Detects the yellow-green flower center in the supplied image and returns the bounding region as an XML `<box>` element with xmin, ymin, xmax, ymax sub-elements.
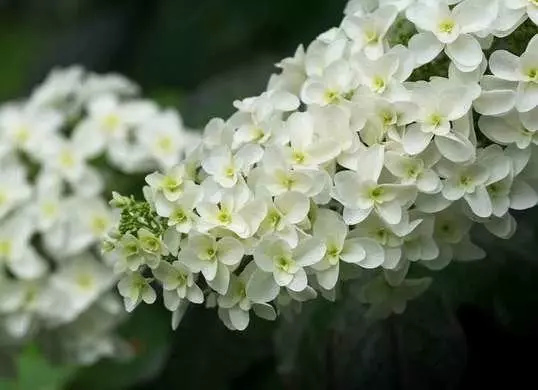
<box><xmin>438</xmin><ymin>19</ymin><xmax>455</xmax><ymax>33</ymax></box>
<box><xmin>217</xmin><ymin>208</ymin><xmax>232</xmax><ymax>224</ymax></box>
<box><xmin>276</xmin><ymin>255</ymin><xmax>294</xmax><ymax>272</ymax></box>
<box><xmin>324</xmin><ymin>90</ymin><xmax>340</xmax><ymax>104</ymax></box>
<box><xmin>372</xmin><ymin>76</ymin><xmax>386</xmax><ymax>93</ymax></box>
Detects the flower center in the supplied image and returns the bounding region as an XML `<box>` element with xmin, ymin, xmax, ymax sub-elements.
<box><xmin>76</xmin><ymin>274</ymin><xmax>95</xmax><ymax>290</ymax></box>
<box><xmin>252</xmin><ymin>127</ymin><xmax>265</xmax><ymax>142</ymax></box>
<box><xmin>459</xmin><ymin>175</ymin><xmax>473</xmax><ymax>187</ymax></box>
<box><xmin>365</xmin><ymin>30</ymin><xmax>379</xmax><ymax>43</ymax></box>
<box><xmin>0</xmin><ymin>191</ymin><xmax>7</xmax><ymax>206</ymax></box>
<box><xmin>324</xmin><ymin>90</ymin><xmax>340</xmax><ymax>104</ymax></box>
<box><xmin>171</xmin><ymin>208</ymin><xmax>188</xmax><ymax>224</ymax></box>
<box><xmin>372</xmin><ymin>76</ymin><xmax>386</xmax><ymax>93</ymax></box>
<box><xmin>14</xmin><ymin>125</ymin><xmax>30</xmax><ymax>144</ymax></box>
<box><xmin>103</xmin><ymin>114</ymin><xmax>120</xmax><ymax>132</ymax></box>
<box><xmin>141</xmin><ymin>236</ymin><xmax>160</xmax><ymax>253</ymax></box>
<box><xmin>59</xmin><ymin>150</ymin><xmax>75</xmax><ymax>168</ymax></box>
<box><xmin>438</xmin><ymin>19</ymin><xmax>455</xmax><ymax>33</ymax></box>
<box><xmin>369</xmin><ymin>186</ymin><xmax>385</xmax><ymax>201</ymax></box>
<box><xmin>157</xmin><ymin>136</ymin><xmax>174</xmax><ymax>152</ymax></box>
<box><xmin>124</xmin><ymin>242</ymin><xmax>139</xmax><ymax>257</ymax></box>
<box><xmin>91</xmin><ymin>215</ymin><xmax>109</xmax><ymax>235</ymax></box>
<box><xmin>225</xmin><ymin>166</ymin><xmax>236</xmax><ymax>178</ymax></box>
<box><xmin>374</xmin><ymin>228</ymin><xmax>388</xmax><ymax>245</ymax></box>
<box><xmin>292</xmin><ymin>150</ymin><xmax>306</xmax><ymax>165</ymax></box>
<box><xmin>162</xmin><ymin>176</ymin><xmax>182</xmax><ymax>191</ymax></box>
<box><xmin>41</xmin><ymin>202</ymin><xmax>57</xmax><ymax>217</ymax></box>
<box><xmin>268</xmin><ymin>210</ymin><xmax>281</xmax><ymax>227</ymax></box>
<box><xmin>527</xmin><ymin>68</ymin><xmax>538</xmax><ymax>82</ymax></box>
<box><xmin>327</xmin><ymin>244</ymin><xmax>341</xmax><ymax>265</ymax></box>
<box><xmin>275</xmin><ymin>255</ymin><xmax>294</xmax><ymax>272</ymax></box>
<box><xmin>0</xmin><ymin>240</ymin><xmax>12</xmax><ymax>257</ymax></box>
<box><xmin>429</xmin><ymin>113</ymin><xmax>443</xmax><ymax>129</ymax></box>
<box><xmin>217</xmin><ymin>208</ymin><xmax>232</xmax><ymax>224</ymax></box>
<box><xmin>280</xmin><ymin>174</ymin><xmax>296</xmax><ymax>190</ymax></box>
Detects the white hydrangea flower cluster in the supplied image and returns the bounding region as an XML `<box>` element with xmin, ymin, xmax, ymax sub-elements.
<box><xmin>105</xmin><ymin>0</ymin><xmax>538</xmax><ymax>331</ymax></box>
<box><xmin>0</xmin><ymin>66</ymin><xmax>196</xmax><ymax>364</ymax></box>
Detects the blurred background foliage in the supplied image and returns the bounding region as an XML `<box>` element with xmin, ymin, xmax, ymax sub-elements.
<box><xmin>1</xmin><ymin>1</ymin><xmax>538</xmax><ymax>389</ymax></box>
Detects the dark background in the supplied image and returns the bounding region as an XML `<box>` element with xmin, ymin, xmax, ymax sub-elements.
<box><xmin>0</xmin><ymin>0</ymin><xmax>346</xmax><ymax>127</ymax></box>
<box><xmin>1</xmin><ymin>1</ymin><xmax>538</xmax><ymax>389</ymax></box>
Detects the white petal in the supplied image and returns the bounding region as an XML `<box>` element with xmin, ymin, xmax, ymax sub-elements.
<box><xmin>408</xmin><ymin>32</ymin><xmax>444</xmax><ymax>66</ymax></box>
<box><xmin>343</xmin><ymin>206</ymin><xmax>372</xmax><ymax>225</ymax></box>
<box><xmin>473</xmin><ymin>90</ymin><xmax>516</xmax><ymax>116</ymax></box>
<box><xmin>274</xmin><ymin>268</ymin><xmax>294</xmax><ymax>286</ymax></box>
<box><xmin>445</xmin><ymin>34</ymin><xmax>483</xmax><ymax>70</ymax></box>
<box><xmin>464</xmin><ymin>186</ymin><xmax>492</xmax><ymax>217</ymax></box>
<box><xmin>294</xmin><ymin>237</ymin><xmax>326</xmax><ymax>267</ymax></box>
<box><xmin>516</xmin><ymin>82</ymin><xmax>538</xmax><ymax>112</ymax></box>
<box><xmin>229</xmin><ymin>306</ymin><xmax>250</xmax><ymax>331</ymax></box>
<box><xmin>417</xmin><ymin>170</ymin><xmax>441</xmax><ymax>193</ymax></box>
<box><xmin>253</xmin><ymin>303</ymin><xmax>277</xmax><ymax>321</ymax></box>
<box><xmin>246</xmin><ymin>269</ymin><xmax>280</xmax><ymax>303</ymax></box>
<box><xmin>217</xmin><ymin>237</ymin><xmax>244</xmax><ymax>266</ymax></box>
<box><xmin>288</xmin><ymin>268</ymin><xmax>308</xmax><ymax>292</ymax></box>
<box><xmin>207</xmin><ymin>263</ymin><xmax>230</xmax><ymax>295</ymax></box>
<box><xmin>316</xmin><ymin>264</ymin><xmax>339</xmax><ymax>290</ymax></box>
<box><xmin>403</xmin><ymin>123</ymin><xmax>433</xmax><ymax>155</ymax></box>
<box><xmin>489</xmin><ymin>50</ymin><xmax>521</xmax><ymax>81</ymax></box>
<box><xmin>356</xmin><ymin>144</ymin><xmax>385</xmax><ymax>183</ymax></box>
<box><xmin>376</xmin><ymin>201</ymin><xmax>402</xmax><ymax>225</ymax></box>
<box><xmin>510</xmin><ymin>180</ymin><xmax>538</xmax><ymax>210</ymax></box>
<box><xmin>434</xmin><ymin>132</ymin><xmax>475</xmax><ymax>163</ymax></box>
<box><xmin>275</xmin><ymin>191</ymin><xmax>310</xmax><ymax>224</ymax></box>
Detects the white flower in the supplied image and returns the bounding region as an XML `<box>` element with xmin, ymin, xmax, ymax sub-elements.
<box><xmin>384</xmin><ymin>149</ymin><xmax>442</xmax><ymax>193</ymax></box>
<box><xmin>333</xmin><ymin>145</ymin><xmax>415</xmax><ymax>225</ymax></box>
<box><xmin>146</xmin><ymin>164</ymin><xmax>195</xmax><ymax>203</ymax></box>
<box><xmin>247</xmin><ymin>236</ymin><xmax>325</xmax><ymax>303</ymax></box>
<box><xmin>257</xmin><ymin>191</ymin><xmax>310</xmax><ymax>248</ymax></box>
<box><xmin>352</xmin><ymin>46</ymin><xmax>415</xmax><ymax>101</ymax></box>
<box><xmin>179</xmin><ymin>234</ymin><xmax>244</xmax><ymax>294</ymax></box>
<box><xmin>202</xmin><ymin>144</ymin><xmax>263</xmax><ymax>188</ymax></box>
<box><xmin>479</xmin><ymin>109</ymin><xmax>538</xmax><ymax>148</ymax></box>
<box><xmin>311</xmin><ymin>209</ymin><xmax>384</xmax><ymax>290</ymax></box>
<box><xmin>138</xmin><ymin>110</ymin><xmax>186</xmax><ymax>169</ymax></box>
<box><xmin>350</xmin><ymin>213</ymin><xmax>421</xmax><ymax>269</ymax></box>
<box><xmin>254</xmin><ymin>146</ymin><xmax>327</xmax><ymax>197</ymax></box>
<box><xmin>49</xmin><ymin>254</ymin><xmax>115</xmax><ymax>323</ymax></box>
<box><xmin>342</xmin><ymin>5</ymin><xmax>399</xmax><ymax>59</ymax></box>
<box><xmin>117</xmin><ymin>272</ymin><xmax>156</xmax><ymax>312</ymax></box>
<box><xmin>217</xmin><ymin>262</ymin><xmax>276</xmax><ymax>331</ymax></box>
<box><xmin>154</xmin><ymin>183</ymin><xmax>203</xmax><ymax>234</ymax></box>
<box><xmin>282</xmin><ymin>111</ymin><xmax>341</xmax><ymax>168</ymax></box>
<box><xmin>301</xmin><ymin>60</ymin><xmax>357</xmax><ymax>106</ymax></box>
<box><xmin>504</xmin><ymin>0</ymin><xmax>538</xmax><ymax>25</ymax></box>
<box><xmin>152</xmin><ymin>261</ymin><xmax>204</xmax><ymax>311</ymax></box>
<box><xmin>402</xmin><ymin>81</ymin><xmax>476</xmax><ymax>161</ymax></box>
<box><xmin>488</xmin><ymin>35</ymin><xmax>538</xmax><ymax>112</ymax></box>
<box><xmin>0</xmin><ymin>104</ymin><xmax>63</xmax><ymax>158</ymax></box>
<box><xmin>73</xmin><ymin>94</ymin><xmax>157</xmax><ymax>157</ymax></box>
<box><xmin>196</xmin><ymin>179</ymin><xmax>267</xmax><ymax>238</ymax></box>
<box><xmin>439</xmin><ymin>160</ymin><xmax>494</xmax><ymax>217</ymax></box>
<box><xmin>406</xmin><ymin>0</ymin><xmax>499</xmax><ymax>71</ymax></box>
<box><xmin>0</xmin><ymin>165</ymin><xmax>32</xmax><ymax>220</ymax></box>
<box><xmin>0</xmin><ymin>216</ymin><xmax>46</xmax><ymax>280</ymax></box>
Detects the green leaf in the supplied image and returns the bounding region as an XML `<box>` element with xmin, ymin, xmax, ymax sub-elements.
<box><xmin>0</xmin><ymin>345</ymin><xmax>76</xmax><ymax>390</ymax></box>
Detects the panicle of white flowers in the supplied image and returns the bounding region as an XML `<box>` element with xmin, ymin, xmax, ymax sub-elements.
<box><xmin>105</xmin><ymin>0</ymin><xmax>538</xmax><ymax>331</ymax></box>
<box><xmin>0</xmin><ymin>66</ymin><xmax>197</xmax><ymax>364</ymax></box>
